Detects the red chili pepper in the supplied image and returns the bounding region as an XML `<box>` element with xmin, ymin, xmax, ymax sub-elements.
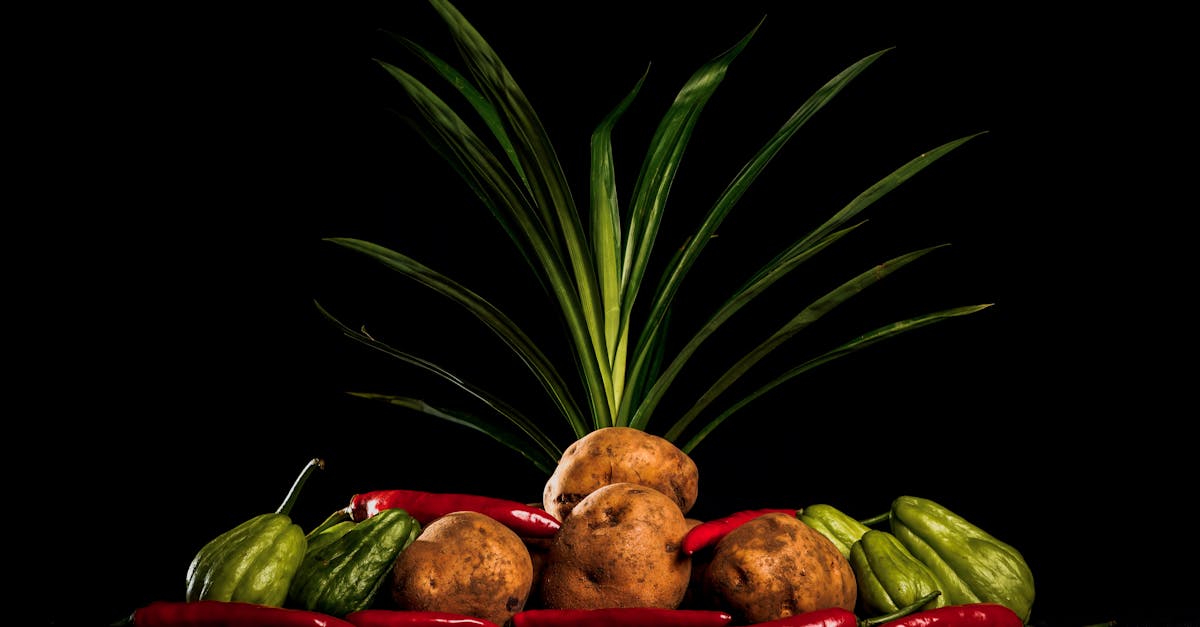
<box><xmin>682</xmin><ymin>508</ymin><xmax>797</xmax><ymax>555</ymax></box>
<box><xmin>346</xmin><ymin>489</ymin><xmax>561</xmax><ymax>538</ymax></box>
<box><xmin>875</xmin><ymin>604</ymin><xmax>1024</xmax><ymax>627</ymax></box>
<box><xmin>742</xmin><ymin>594</ymin><xmax>1020</xmax><ymax>627</ymax></box>
<box><xmin>744</xmin><ymin>607</ymin><xmax>858</xmax><ymax>627</ymax></box>
<box><xmin>129</xmin><ymin>600</ymin><xmax>356</xmax><ymax>626</ymax></box>
<box><xmin>344</xmin><ymin>609</ymin><xmax>500</xmax><ymax>627</ymax></box>
<box><xmin>511</xmin><ymin>607</ymin><xmax>734</xmax><ymax>627</ymax></box>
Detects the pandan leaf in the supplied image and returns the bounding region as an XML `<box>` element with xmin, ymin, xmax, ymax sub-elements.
<box><xmin>322</xmin><ymin>0</ymin><xmax>994</xmax><ymax>470</ymax></box>
<box><xmin>681</xmin><ymin>303</ymin><xmax>993</xmax><ymax>453</ymax></box>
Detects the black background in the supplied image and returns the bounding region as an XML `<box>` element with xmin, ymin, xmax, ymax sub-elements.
<box><xmin>18</xmin><ymin>2</ymin><xmax>1192</xmax><ymax>626</ymax></box>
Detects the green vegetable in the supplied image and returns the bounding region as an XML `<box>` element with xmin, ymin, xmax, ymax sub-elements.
<box><xmin>304</xmin><ymin>515</ymin><xmax>357</xmax><ymax>556</ymax></box>
<box><xmin>889</xmin><ymin>495</ymin><xmax>1035</xmax><ymax>622</ymax></box>
<box><xmin>185</xmin><ymin>458</ymin><xmax>324</xmax><ymax>606</ymax></box>
<box><xmin>798</xmin><ymin>503</ymin><xmax>872</xmax><ymax>558</ymax></box>
<box><xmin>288</xmin><ymin>507</ymin><xmax>422</xmax><ymax>616</ymax></box>
<box><xmin>850</xmin><ymin>529</ymin><xmax>947</xmax><ymax>615</ymax></box>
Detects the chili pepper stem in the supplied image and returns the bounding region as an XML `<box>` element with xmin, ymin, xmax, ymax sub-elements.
<box><xmin>277</xmin><ymin>458</ymin><xmax>325</xmax><ymax>516</ymax></box>
<box><xmin>859</xmin><ymin>591</ymin><xmax>942</xmax><ymax>627</ymax></box>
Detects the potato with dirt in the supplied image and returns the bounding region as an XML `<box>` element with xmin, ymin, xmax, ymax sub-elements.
<box><xmin>542</xmin><ymin>426</ymin><xmax>699</xmax><ymax>522</ymax></box>
<box><xmin>390</xmin><ymin>510</ymin><xmax>533</xmax><ymax>625</ymax></box>
<box><xmin>539</xmin><ymin>482</ymin><xmax>692</xmax><ymax>609</ymax></box>
<box><xmin>701</xmin><ymin>512</ymin><xmax>857</xmax><ymax>623</ymax></box>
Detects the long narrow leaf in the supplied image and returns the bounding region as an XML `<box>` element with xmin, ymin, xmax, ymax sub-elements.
<box><xmin>618</xmin><ymin>20</ymin><xmax>763</xmax><ymax>386</ymax></box>
<box><xmin>385</xmin><ymin>33</ymin><xmax>530</xmax><ymax>187</ymax></box>
<box><xmin>377</xmin><ymin>59</ymin><xmax>606</xmax><ymax>433</ymax></box>
<box><xmin>349</xmin><ymin>393</ymin><xmax>560</xmax><ymax>475</ymax></box>
<box><xmin>324</xmin><ymin>238</ymin><xmax>590</xmax><ymax>439</ymax></box>
<box><xmin>629</xmin><ymin>224</ymin><xmax>861</xmax><ymax>430</ymax></box>
<box><xmin>621</xmin><ymin>49</ymin><xmax>890</xmax><ymax>424</ymax></box>
<box><xmin>665</xmin><ymin>244</ymin><xmax>949</xmax><ymax>442</ymax></box>
<box><xmin>428</xmin><ymin>0</ymin><xmax>613</xmax><ymax>427</ymax></box>
<box><xmin>314</xmin><ymin>300</ymin><xmax>562</xmax><ymax>467</ymax></box>
<box><xmin>747</xmin><ymin>132</ymin><xmax>985</xmax><ymax>286</ymax></box>
<box><xmin>388</xmin><ymin>111</ymin><xmax>542</xmax><ymax>292</ymax></box>
<box><xmin>592</xmin><ymin>69</ymin><xmax>649</xmax><ymax>405</ymax></box>
<box><xmin>680</xmin><ymin>303</ymin><xmax>993</xmax><ymax>453</ymax></box>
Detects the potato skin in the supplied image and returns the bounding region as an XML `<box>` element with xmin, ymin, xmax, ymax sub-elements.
<box><xmin>542</xmin><ymin>427</ymin><xmax>699</xmax><ymax>522</ymax></box>
<box><xmin>702</xmin><ymin>513</ymin><xmax>857</xmax><ymax>623</ymax></box>
<box><xmin>539</xmin><ymin>482</ymin><xmax>692</xmax><ymax>610</ymax></box>
<box><xmin>390</xmin><ymin>511</ymin><xmax>533</xmax><ymax>626</ymax></box>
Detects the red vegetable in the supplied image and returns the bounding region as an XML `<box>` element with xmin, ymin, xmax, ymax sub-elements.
<box><xmin>128</xmin><ymin>600</ymin><xmax>355</xmax><ymax>626</ymax></box>
<box><xmin>344</xmin><ymin>609</ymin><xmax>500</xmax><ymax>626</ymax></box>
<box><xmin>876</xmin><ymin>604</ymin><xmax>1024</xmax><ymax>627</ymax></box>
<box><xmin>346</xmin><ymin>489</ymin><xmax>561</xmax><ymax>538</ymax></box>
<box><xmin>743</xmin><ymin>589</ymin><xmax>947</xmax><ymax>627</ymax></box>
<box><xmin>511</xmin><ymin>607</ymin><xmax>733</xmax><ymax>627</ymax></box>
<box><xmin>682</xmin><ymin>508</ymin><xmax>797</xmax><ymax>555</ymax></box>
<box><xmin>745</xmin><ymin>607</ymin><xmax>858</xmax><ymax>627</ymax></box>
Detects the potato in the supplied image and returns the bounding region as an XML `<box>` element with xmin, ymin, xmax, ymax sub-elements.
<box><xmin>390</xmin><ymin>510</ymin><xmax>533</xmax><ymax>626</ymax></box>
<box><xmin>539</xmin><ymin>482</ymin><xmax>691</xmax><ymax>609</ymax></box>
<box><xmin>542</xmin><ymin>426</ymin><xmax>699</xmax><ymax>522</ymax></box>
<box><xmin>702</xmin><ymin>512</ymin><xmax>857</xmax><ymax>623</ymax></box>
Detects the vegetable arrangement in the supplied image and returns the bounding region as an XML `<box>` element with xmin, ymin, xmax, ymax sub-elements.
<box><xmin>119</xmin><ymin>438</ymin><xmax>1036</xmax><ymax>627</ymax></box>
<box><xmin>119</xmin><ymin>0</ymin><xmax>1040</xmax><ymax>625</ymax></box>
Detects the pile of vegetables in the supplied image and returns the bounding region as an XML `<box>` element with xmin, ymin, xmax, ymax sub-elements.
<box><xmin>119</xmin><ymin>430</ymin><xmax>1036</xmax><ymax>627</ymax></box>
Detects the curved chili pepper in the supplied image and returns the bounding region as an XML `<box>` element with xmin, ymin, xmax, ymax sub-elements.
<box><xmin>126</xmin><ymin>600</ymin><xmax>355</xmax><ymax>626</ymax></box>
<box><xmin>346</xmin><ymin>489</ymin><xmax>560</xmax><ymax>538</ymax></box>
<box><xmin>876</xmin><ymin>604</ymin><xmax>1024</xmax><ymax>627</ymax></box>
<box><xmin>749</xmin><ymin>592</ymin><xmax>941</xmax><ymax>627</ymax></box>
<box><xmin>744</xmin><ymin>607</ymin><xmax>858</xmax><ymax>627</ymax></box>
<box><xmin>344</xmin><ymin>609</ymin><xmax>500</xmax><ymax>626</ymax></box>
<box><xmin>682</xmin><ymin>508</ymin><xmax>797</xmax><ymax>555</ymax></box>
<box><xmin>511</xmin><ymin>607</ymin><xmax>733</xmax><ymax>627</ymax></box>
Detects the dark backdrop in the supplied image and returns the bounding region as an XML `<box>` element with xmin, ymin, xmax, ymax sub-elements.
<box><xmin>19</xmin><ymin>2</ymin><xmax>1191</xmax><ymax>626</ymax></box>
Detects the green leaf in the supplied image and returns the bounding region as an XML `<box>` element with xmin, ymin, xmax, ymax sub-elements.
<box><xmin>347</xmin><ymin>393</ymin><xmax>559</xmax><ymax>475</ymax></box>
<box><xmin>665</xmin><ymin>244</ymin><xmax>951</xmax><ymax>442</ymax></box>
<box><xmin>427</xmin><ymin>0</ymin><xmax>614</xmax><ymax>428</ymax></box>
<box><xmin>384</xmin><ymin>32</ymin><xmax>530</xmax><ymax>187</ymax></box>
<box><xmin>315</xmin><ymin>300</ymin><xmax>562</xmax><ymax>466</ymax></box>
<box><xmin>680</xmin><ymin>303</ymin><xmax>993</xmax><ymax>454</ymax></box>
<box><xmin>320</xmin><ymin>240</ymin><xmax>590</xmax><ymax>440</ymax></box>
<box><xmin>617</xmin><ymin>21</ymin><xmax>763</xmax><ymax>420</ymax></box>
<box><xmin>629</xmin><ymin>224</ymin><xmax>861</xmax><ymax>431</ymax></box>
<box><xmin>621</xmin><ymin>48</ymin><xmax>890</xmax><ymax>427</ymax></box>
<box><xmin>330</xmin><ymin>0</ymin><xmax>994</xmax><ymax>472</ymax></box>
<box><xmin>591</xmin><ymin>68</ymin><xmax>649</xmax><ymax>409</ymax></box>
<box><xmin>747</xmin><ymin>132</ymin><xmax>986</xmax><ymax>287</ymax></box>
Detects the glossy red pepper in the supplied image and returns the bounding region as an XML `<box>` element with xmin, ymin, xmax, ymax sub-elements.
<box><xmin>876</xmin><ymin>604</ymin><xmax>1024</xmax><ymax>627</ymax></box>
<box><xmin>127</xmin><ymin>600</ymin><xmax>355</xmax><ymax>626</ymax></box>
<box><xmin>682</xmin><ymin>508</ymin><xmax>797</xmax><ymax>555</ymax></box>
<box><xmin>346</xmin><ymin>489</ymin><xmax>560</xmax><ymax>538</ymax></box>
<box><xmin>747</xmin><ymin>590</ymin><xmax>944</xmax><ymax>627</ymax></box>
<box><xmin>344</xmin><ymin>609</ymin><xmax>499</xmax><ymax>626</ymax></box>
<box><xmin>511</xmin><ymin>607</ymin><xmax>733</xmax><ymax>627</ymax></box>
<box><xmin>745</xmin><ymin>607</ymin><xmax>859</xmax><ymax>627</ymax></box>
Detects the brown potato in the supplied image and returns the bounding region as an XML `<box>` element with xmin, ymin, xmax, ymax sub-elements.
<box><xmin>390</xmin><ymin>511</ymin><xmax>533</xmax><ymax>626</ymax></box>
<box><xmin>542</xmin><ymin>426</ymin><xmax>699</xmax><ymax>522</ymax></box>
<box><xmin>539</xmin><ymin>482</ymin><xmax>691</xmax><ymax>609</ymax></box>
<box><xmin>702</xmin><ymin>512</ymin><xmax>857</xmax><ymax>623</ymax></box>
